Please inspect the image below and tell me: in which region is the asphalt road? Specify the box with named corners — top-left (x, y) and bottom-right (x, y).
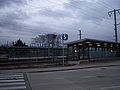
top-left (27, 66), bottom-right (120, 90)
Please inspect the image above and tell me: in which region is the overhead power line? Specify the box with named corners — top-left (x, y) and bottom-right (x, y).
top-left (29, 0), bottom-right (109, 21)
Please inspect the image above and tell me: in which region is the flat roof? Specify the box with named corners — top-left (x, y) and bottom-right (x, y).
top-left (66, 38), bottom-right (120, 45)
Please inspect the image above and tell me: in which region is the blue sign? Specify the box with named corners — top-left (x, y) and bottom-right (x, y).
top-left (62, 34), bottom-right (68, 40)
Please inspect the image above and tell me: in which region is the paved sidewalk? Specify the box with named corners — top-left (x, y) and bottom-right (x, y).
top-left (0, 60), bottom-right (120, 74)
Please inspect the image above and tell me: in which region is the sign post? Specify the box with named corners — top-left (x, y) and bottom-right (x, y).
top-left (62, 40), bottom-right (64, 66)
top-left (62, 34), bottom-right (68, 66)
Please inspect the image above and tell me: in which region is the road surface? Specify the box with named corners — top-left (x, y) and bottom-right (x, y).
top-left (0, 73), bottom-right (31, 90)
top-left (27, 66), bottom-right (120, 90)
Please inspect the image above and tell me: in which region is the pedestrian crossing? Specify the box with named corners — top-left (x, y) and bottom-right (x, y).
top-left (0, 73), bottom-right (28, 90)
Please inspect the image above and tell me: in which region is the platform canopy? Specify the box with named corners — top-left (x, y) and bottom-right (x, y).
top-left (66, 38), bottom-right (120, 48)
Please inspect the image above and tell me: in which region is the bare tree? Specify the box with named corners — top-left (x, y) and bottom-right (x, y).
top-left (31, 34), bottom-right (62, 48)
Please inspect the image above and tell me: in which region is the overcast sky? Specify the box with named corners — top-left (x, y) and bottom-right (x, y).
top-left (0, 0), bottom-right (120, 45)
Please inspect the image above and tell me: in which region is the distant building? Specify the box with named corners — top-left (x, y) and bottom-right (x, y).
top-left (13, 39), bottom-right (27, 47)
top-left (67, 38), bottom-right (120, 60)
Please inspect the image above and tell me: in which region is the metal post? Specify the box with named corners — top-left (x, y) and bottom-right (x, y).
top-left (114, 9), bottom-right (118, 43)
top-left (62, 33), bottom-right (68, 66)
top-left (63, 40), bottom-right (64, 66)
top-left (79, 30), bottom-right (82, 40)
top-left (48, 47), bottom-right (50, 57)
top-left (108, 9), bottom-right (120, 43)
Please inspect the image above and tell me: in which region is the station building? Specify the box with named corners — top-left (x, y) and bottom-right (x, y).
top-left (67, 38), bottom-right (120, 61)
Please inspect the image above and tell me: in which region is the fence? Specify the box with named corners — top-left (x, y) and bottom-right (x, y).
top-left (0, 46), bottom-right (68, 68)
top-left (0, 46), bottom-right (67, 58)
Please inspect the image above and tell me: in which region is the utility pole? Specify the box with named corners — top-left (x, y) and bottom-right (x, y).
top-left (108, 9), bottom-right (120, 43)
top-left (79, 30), bottom-right (82, 40)
top-left (7, 41), bottom-right (9, 46)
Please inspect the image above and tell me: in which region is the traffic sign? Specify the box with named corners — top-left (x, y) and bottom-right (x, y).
top-left (62, 34), bottom-right (68, 40)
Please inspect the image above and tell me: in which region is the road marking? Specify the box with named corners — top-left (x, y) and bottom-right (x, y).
top-left (0, 86), bottom-right (26, 90)
top-left (0, 77), bottom-right (24, 80)
top-left (101, 85), bottom-right (120, 89)
top-left (0, 82), bottom-right (25, 86)
top-left (0, 74), bottom-right (24, 77)
top-left (0, 73), bottom-right (27, 90)
top-left (0, 79), bottom-right (24, 83)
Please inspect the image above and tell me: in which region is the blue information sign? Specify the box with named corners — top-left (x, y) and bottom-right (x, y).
top-left (62, 34), bottom-right (68, 40)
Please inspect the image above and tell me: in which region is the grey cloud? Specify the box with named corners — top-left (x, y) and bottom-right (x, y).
top-left (0, 10), bottom-right (29, 31)
top-left (64, 0), bottom-right (101, 21)
top-left (0, 0), bottom-right (27, 8)
top-left (40, 9), bottom-right (74, 18)
top-left (104, 0), bottom-right (120, 8)
top-left (0, 10), bottom-right (54, 37)
top-left (64, 0), bottom-right (118, 22)
top-left (0, 0), bottom-right (120, 45)
top-left (65, 0), bottom-right (90, 8)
